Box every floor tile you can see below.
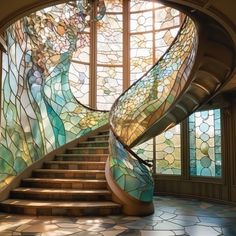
[0,196,236,235]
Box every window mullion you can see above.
[123,0,130,91]
[89,0,98,108]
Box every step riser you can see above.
[67,149,109,154]
[32,172,105,179]
[21,181,107,190]
[55,156,108,162]
[1,129,122,217]
[78,142,109,147]
[87,136,109,141]
[43,163,106,170]
[10,192,112,201]
[98,131,109,135]
[0,204,121,216]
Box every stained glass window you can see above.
[130,1,181,84]
[70,0,181,109]
[156,124,181,175]
[132,139,154,162]
[189,109,222,177]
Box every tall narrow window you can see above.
[96,1,123,110]
[156,124,181,175]
[189,109,222,177]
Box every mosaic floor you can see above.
[1,196,236,236]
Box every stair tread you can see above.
[68,147,108,149]
[45,161,106,164]
[88,135,109,138]
[23,178,107,183]
[1,199,120,208]
[56,154,108,156]
[34,169,105,173]
[12,188,111,194]
[79,141,108,143]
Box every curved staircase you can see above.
[0,131,121,216]
[0,3,235,217]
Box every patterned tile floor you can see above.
[1,196,236,236]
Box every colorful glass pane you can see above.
[96,1,123,110]
[156,124,181,175]
[189,109,222,177]
[69,62,89,106]
[109,132,154,202]
[97,66,123,110]
[110,17,198,146]
[0,2,108,189]
[130,1,181,85]
[132,139,154,162]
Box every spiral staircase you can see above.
[0,1,235,216]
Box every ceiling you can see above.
[0,0,236,94]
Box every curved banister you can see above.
[110,17,198,146]
[107,16,198,212]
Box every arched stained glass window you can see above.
[69,0,181,110]
[189,109,222,177]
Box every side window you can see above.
[189,109,222,177]
[156,124,181,175]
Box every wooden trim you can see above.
[153,137,157,175]
[181,120,188,180]
[0,50,2,127]
[89,0,97,109]
[123,0,130,90]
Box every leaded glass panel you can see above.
[156,124,181,175]
[97,66,123,110]
[132,139,154,162]
[189,109,222,177]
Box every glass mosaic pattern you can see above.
[96,0,123,110]
[110,17,198,147]
[1,196,236,235]
[130,2,181,84]
[109,17,198,202]
[109,132,153,202]
[69,30,90,106]
[0,1,108,189]
[189,109,222,177]
[70,1,181,109]
[156,124,181,175]
[132,139,154,162]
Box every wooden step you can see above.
[98,131,110,135]
[21,178,107,190]
[43,161,106,170]
[0,199,121,216]
[32,169,105,179]
[78,141,109,147]
[55,154,108,162]
[67,147,109,154]
[87,135,109,141]
[10,188,112,201]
